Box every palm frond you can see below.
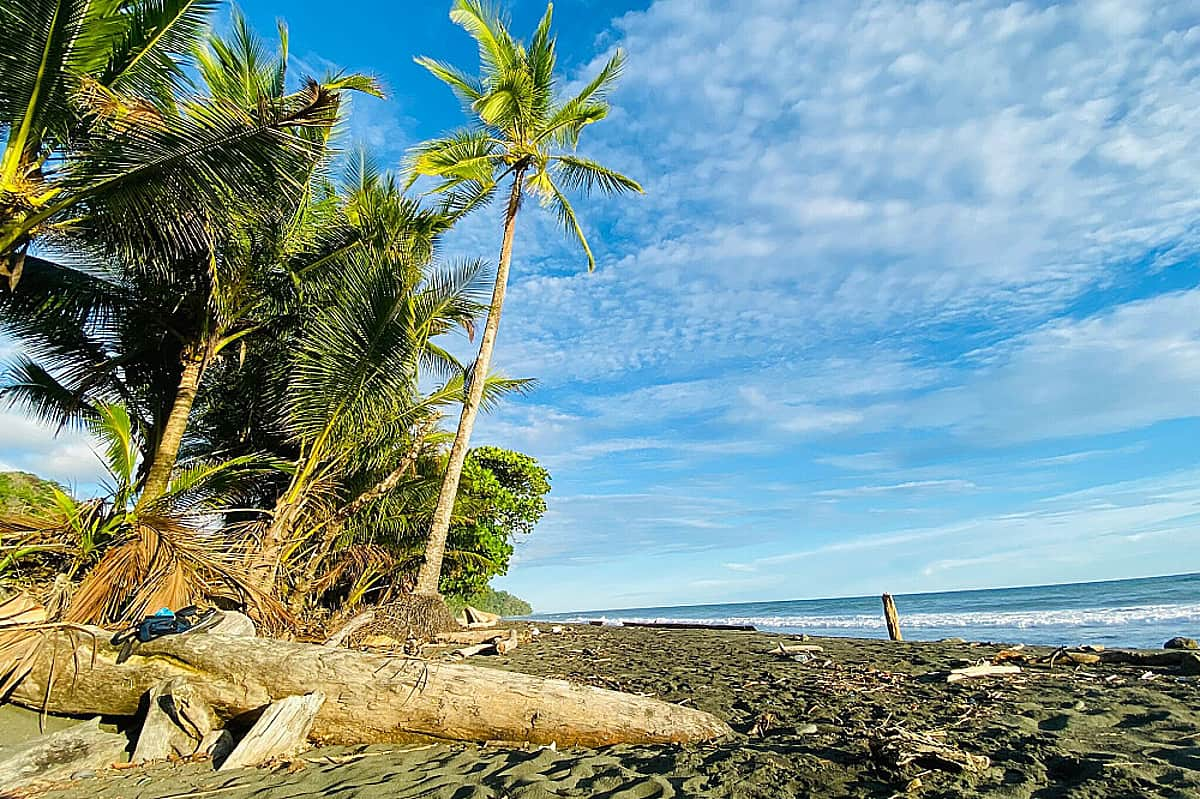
[413,57,483,106]
[102,0,220,103]
[448,0,519,77]
[553,154,643,195]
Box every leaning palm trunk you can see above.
[136,340,213,508]
[415,170,525,595]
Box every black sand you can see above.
[8,625,1200,798]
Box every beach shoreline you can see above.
[6,623,1198,798]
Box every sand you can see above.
[5,625,1199,798]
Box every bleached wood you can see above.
[436,629,511,645]
[882,594,903,641]
[218,692,325,771]
[133,677,216,763]
[0,717,127,791]
[453,642,495,658]
[495,630,519,655]
[11,630,732,747]
[947,664,1021,683]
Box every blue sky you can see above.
[5,0,1200,612]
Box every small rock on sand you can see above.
[1164,637,1198,650]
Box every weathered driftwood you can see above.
[1099,649,1200,675]
[0,717,127,791]
[947,664,1021,683]
[10,630,732,747]
[453,641,495,658]
[870,725,989,776]
[463,606,500,628]
[208,611,256,638]
[322,611,376,648]
[436,629,512,645]
[495,630,520,655]
[198,729,235,763]
[219,692,325,771]
[882,594,903,641]
[132,676,217,763]
[774,643,824,656]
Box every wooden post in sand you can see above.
[882,593,903,641]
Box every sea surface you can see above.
[534,572,1200,649]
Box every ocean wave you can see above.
[552,603,1200,631]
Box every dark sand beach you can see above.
[5,624,1199,799]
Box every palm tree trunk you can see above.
[136,340,212,509]
[414,169,525,595]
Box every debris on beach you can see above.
[946,664,1022,683]
[870,724,991,777]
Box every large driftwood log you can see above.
[219,693,325,771]
[10,630,732,747]
[0,717,127,792]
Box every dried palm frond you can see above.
[65,514,286,627]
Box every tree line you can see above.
[0,0,637,630]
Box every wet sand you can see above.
[7,625,1200,798]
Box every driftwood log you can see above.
[132,676,216,763]
[10,630,732,747]
[1099,649,1200,674]
[219,693,325,771]
[0,717,127,792]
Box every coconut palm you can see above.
[0,14,380,511]
[407,0,641,594]
[0,0,360,284]
[247,183,530,599]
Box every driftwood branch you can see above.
[219,692,326,771]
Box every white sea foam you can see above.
[557,603,1200,631]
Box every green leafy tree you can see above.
[408,0,640,595]
[440,446,549,598]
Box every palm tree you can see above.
[0,0,354,284]
[407,0,641,595]
[245,163,528,600]
[0,14,380,510]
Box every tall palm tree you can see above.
[0,0,352,284]
[407,0,641,595]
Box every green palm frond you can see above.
[102,0,219,103]
[553,154,643,195]
[448,0,519,77]
[413,57,482,106]
[87,402,139,506]
[546,180,594,270]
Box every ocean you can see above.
[533,572,1200,649]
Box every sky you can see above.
[5,0,1200,613]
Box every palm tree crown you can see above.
[409,0,642,269]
